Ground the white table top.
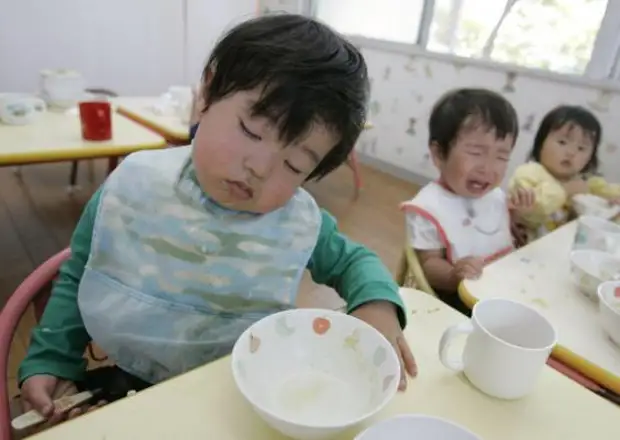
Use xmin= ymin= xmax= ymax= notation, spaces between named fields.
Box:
xmin=114 ymin=97 xmax=190 ymax=142
xmin=461 ymin=221 xmax=620 ymax=394
xmin=0 ymin=109 xmax=166 ymax=165
xmin=31 ymin=289 xmax=620 ymax=440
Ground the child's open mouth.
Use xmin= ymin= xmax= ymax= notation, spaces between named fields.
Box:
xmin=561 ymin=159 xmax=573 ymax=168
xmin=225 ymin=180 xmax=254 ymax=200
xmin=465 ymin=179 xmax=490 ymax=195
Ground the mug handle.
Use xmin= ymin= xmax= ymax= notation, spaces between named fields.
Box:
xmin=438 ymin=321 xmax=473 ymax=371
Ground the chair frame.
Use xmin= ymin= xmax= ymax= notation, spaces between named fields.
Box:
xmin=397 ymin=231 xmax=436 ymax=296
xmin=0 ymin=249 xmax=70 ymax=440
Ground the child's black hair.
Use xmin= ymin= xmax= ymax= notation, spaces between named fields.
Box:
xmin=530 ymin=105 xmax=601 ymax=174
xmin=201 ymin=13 xmax=369 ymax=180
xmin=429 ymin=88 xmax=519 ymax=158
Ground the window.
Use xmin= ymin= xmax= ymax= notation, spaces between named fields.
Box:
xmin=312 ymin=0 xmax=609 ymax=75
xmin=314 ymin=0 xmax=426 ymax=44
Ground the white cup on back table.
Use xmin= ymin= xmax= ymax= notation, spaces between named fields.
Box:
xmin=439 ymin=298 xmax=557 ymax=399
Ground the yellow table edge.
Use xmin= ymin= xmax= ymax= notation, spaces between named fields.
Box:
xmin=117 ymin=106 xmax=190 ymax=142
xmin=1 ymin=137 xmax=167 ymax=165
xmin=458 ymin=281 xmax=620 ymax=395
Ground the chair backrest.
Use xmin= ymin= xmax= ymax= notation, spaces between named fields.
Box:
xmin=403 ymin=232 xmax=436 ymax=297
xmin=84 ymin=88 xmax=119 ymax=98
xmin=0 ymin=249 xmax=70 ymax=440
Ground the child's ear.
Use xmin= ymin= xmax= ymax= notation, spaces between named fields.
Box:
xmin=429 ymin=141 xmax=445 ymax=169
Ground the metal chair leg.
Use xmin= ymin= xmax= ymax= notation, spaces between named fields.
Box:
xmin=67 ymin=161 xmax=80 ymax=194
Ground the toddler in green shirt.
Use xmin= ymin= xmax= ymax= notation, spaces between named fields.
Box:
xmin=13 ymin=14 xmax=417 ymax=435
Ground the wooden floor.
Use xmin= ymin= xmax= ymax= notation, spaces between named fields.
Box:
xmin=1 ymin=159 xmax=418 ymax=400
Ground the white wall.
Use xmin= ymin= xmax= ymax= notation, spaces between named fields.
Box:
xmin=354 ymin=42 xmax=620 ymax=184
xmin=0 ymin=0 xmax=257 ymax=94
xmin=186 ymin=0 xmax=257 ymax=84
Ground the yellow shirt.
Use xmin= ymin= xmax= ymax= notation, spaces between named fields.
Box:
xmin=509 ymin=162 xmax=620 ymax=239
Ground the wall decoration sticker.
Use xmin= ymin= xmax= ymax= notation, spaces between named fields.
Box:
xmin=588 ymin=89 xmax=614 ymax=113
xmin=424 ymin=64 xmax=433 ymax=78
xmin=404 ymin=55 xmax=417 ymax=73
xmin=522 ymin=113 xmax=535 ymax=132
xmin=383 ymin=66 xmax=391 ymax=81
xmin=406 ymin=117 xmax=417 ymax=136
xmin=502 ymin=72 xmax=517 ymax=93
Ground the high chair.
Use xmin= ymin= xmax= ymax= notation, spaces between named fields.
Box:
xmin=396 ymin=234 xmax=436 ymax=296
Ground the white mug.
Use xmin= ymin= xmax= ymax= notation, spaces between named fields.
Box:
xmin=439 ymin=298 xmax=557 ymax=399
xmin=40 ymin=69 xmax=85 ymax=110
xmin=0 ymin=94 xmax=46 ymax=125
xmin=167 ymin=85 xmax=193 ymax=124
xmin=573 ymin=215 xmax=620 ymax=257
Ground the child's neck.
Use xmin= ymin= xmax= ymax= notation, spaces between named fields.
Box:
xmin=542 ymin=165 xmax=577 ymax=183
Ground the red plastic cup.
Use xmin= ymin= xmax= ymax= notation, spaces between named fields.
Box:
xmin=78 ymin=101 xmax=112 ymax=141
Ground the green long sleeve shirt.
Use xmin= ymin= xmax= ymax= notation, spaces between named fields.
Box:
xmin=19 ymin=189 xmax=405 ymax=384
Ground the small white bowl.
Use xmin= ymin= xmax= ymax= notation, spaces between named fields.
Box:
xmin=597 ymin=281 xmax=620 ymax=346
xmin=569 ymin=250 xmax=620 ymax=301
xmin=231 ymin=309 xmax=400 ymax=440
xmin=355 ymin=414 xmax=481 ymax=440
xmin=573 ymin=194 xmax=620 ymax=220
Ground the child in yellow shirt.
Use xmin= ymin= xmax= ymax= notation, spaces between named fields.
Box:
xmin=510 ymin=105 xmax=620 ymax=241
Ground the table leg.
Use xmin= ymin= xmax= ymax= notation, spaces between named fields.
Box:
xmin=347 ymin=151 xmax=362 ymax=199
xmin=69 ymin=161 xmax=79 ymax=186
xmin=107 ymin=157 xmax=119 ymax=175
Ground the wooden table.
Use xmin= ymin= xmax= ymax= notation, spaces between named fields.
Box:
xmin=115 ymin=97 xmax=190 ymax=144
xmin=31 ymin=289 xmax=620 ymax=440
xmin=0 ymin=110 xmax=166 ymax=167
xmin=460 ymin=221 xmax=620 ymax=395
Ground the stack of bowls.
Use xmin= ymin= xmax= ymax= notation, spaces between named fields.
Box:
xmin=570 ymin=214 xmax=620 ymax=348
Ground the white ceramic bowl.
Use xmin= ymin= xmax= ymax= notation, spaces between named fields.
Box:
xmin=570 ymin=250 xmax=620 ymax=301
xmin=355 ymin=414 xmax=481 ymax=440
xmin=573 ymin=216 xmax=620 ymax=256
xmin=573 ymin=194 xmax=620 ymax=220
xmin=231 ymin=309 xmax=400 ymax=440
xmin=597 ymin=281 xmax=620 ymax=346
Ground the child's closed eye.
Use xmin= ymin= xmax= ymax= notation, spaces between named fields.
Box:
xmin=284 ymin=161 xmax=302 ymax=174
xmin=239 ymin=118 xmax=262 ymax=141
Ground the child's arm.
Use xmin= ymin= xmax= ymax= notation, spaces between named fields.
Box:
xmin=588 ymin=176 xmax=620 ymax=202
xmin=509 ymin=162 xmax=566 ymax=228
xmin=416 ymin=249 xmax=458 ymax=291
xmin=18 ymin=189 xmax=103 ymax=385
xmin=306 ymin=210 xmax=406 ymax=328
xmin=405 ymin=213 xmax=454 ymax=291
xmin=406 ymin=214 xmax=483 ymax=291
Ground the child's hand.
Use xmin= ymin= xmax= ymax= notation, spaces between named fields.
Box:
xmin=351 ymin=300 xmax=417 ymax=391
xmin=563 ymin=178 xmax=589 ymax=197
xmin=451 ymin=256 xmax=484 ymax=281
xmin=19 ymin=375 xmax=106 ymax=433
xmin=508 ymin=187 xmax=536 ymax=214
